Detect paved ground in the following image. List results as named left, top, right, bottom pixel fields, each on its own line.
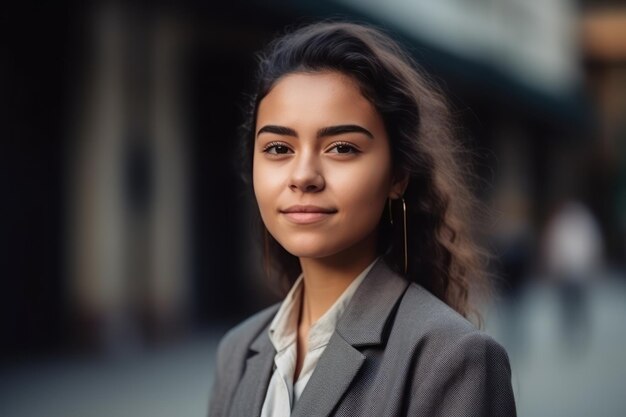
left=1, top=273, right=625, bottom=417
left=0, top=332, right=220, bottom=417
left=486, top=272, right=626, bottom=417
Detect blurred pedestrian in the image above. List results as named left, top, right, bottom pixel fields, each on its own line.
left=543, top=200, right=604, bottom=354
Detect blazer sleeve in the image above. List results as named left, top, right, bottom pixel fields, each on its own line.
left=407, top=331, right=516, bottom=417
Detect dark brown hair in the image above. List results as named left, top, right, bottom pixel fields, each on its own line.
left=239, top=21, right=492, bottom=326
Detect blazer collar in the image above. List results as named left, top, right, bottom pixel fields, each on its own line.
left=292, top=257, right=410, bottom=417
left=335, top=257, right=410, bottom=346
left=249, top=257, right=409, bottom=350
left=238, top=257, right=410, bottom=417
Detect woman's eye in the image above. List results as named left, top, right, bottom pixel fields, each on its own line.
left=328, top=142, right=359, bottom=154
left=263, top=143, right=292, bottom=154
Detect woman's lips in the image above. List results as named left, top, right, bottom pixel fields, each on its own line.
left=280, top=205, right=337, bottom=224
left=283, top=212, right=332, bottom=224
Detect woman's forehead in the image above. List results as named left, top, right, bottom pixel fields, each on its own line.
left=256, top=71, right=382, bottom=130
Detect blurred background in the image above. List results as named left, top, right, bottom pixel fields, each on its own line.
left=1, top=1, right=625, bottom=416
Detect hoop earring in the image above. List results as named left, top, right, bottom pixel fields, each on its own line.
left=401, top=197, right=407, bottom=275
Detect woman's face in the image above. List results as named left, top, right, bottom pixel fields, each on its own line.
left=253, top=71, right=405, bottom=259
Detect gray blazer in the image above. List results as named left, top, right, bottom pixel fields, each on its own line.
left=208, top=258, right=516, bottom=417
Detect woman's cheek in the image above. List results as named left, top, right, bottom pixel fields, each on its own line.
left=348, top=162, right=389, bottom=200
left=253, top=162, right=278, bottom=204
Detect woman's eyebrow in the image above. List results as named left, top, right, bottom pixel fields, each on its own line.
left=256, top=124, right=373, bottom=139
left=256, top=125, right=297, bottom=138
left=317, top=124, right=373, bottom=139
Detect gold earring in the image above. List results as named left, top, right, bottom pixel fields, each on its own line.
left=388, top=198, right=393, bottom=225
left=401, top=196, right=407, bottom=275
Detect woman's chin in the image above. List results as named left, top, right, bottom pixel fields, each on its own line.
left=279, top=239, right=342, bottom=259
left=275, top=229, right=377, bottom=260
left=283, top=247, right=336, bottom=259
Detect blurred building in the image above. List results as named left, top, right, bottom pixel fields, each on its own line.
left=581, top=5, right=626, bottom=261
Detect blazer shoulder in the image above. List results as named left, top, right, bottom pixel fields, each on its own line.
left=209, top=303, right=280, bottom=417
left=217, top=302, right=280, bottom=355
left=395, top=284, right=511, bottom=374
left=395, top=283, right=516, bottom=416
left=398, top=282, right=478, bottom=338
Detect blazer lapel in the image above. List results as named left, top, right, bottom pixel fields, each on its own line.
left=291, top=332, right=365, bottom=417
left=229, top=329, right=276, bottom=417
left=292, top=258, right=410, bottom=417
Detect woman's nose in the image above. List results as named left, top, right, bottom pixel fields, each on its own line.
left=288, top=153, right=325, bottom=193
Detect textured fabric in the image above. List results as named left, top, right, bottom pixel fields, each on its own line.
left=208, top=258, right=517, bottom=417
left=260, top=257, right=379, bottom=416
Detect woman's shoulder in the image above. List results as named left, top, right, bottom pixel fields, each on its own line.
left=216, top=302, right=280, bottom=357
left=217, top=302, right=280, bottom=350
left=394, top=281, right=508, bottom=358
left=208, top=303, right=281, bottom=416
left=392, top=283, right=516, bottom=416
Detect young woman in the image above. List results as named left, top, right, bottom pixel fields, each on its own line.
left=208, top=21, right=516, bottom=417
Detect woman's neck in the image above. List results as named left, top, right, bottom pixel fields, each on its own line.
left=298, top=233, right=378, bottom=327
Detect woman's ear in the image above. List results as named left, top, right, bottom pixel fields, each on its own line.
left=389, top=171, right=409, bottom=199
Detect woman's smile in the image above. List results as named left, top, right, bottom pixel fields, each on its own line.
left=281, top=211, right=335, bottom=225
left=280, top=204, right=338, bottom=225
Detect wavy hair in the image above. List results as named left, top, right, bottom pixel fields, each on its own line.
left=238, top=21, right=492, bottom=326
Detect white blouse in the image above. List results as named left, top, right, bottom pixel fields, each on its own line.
left=260, top=257, right=380, bottom=417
